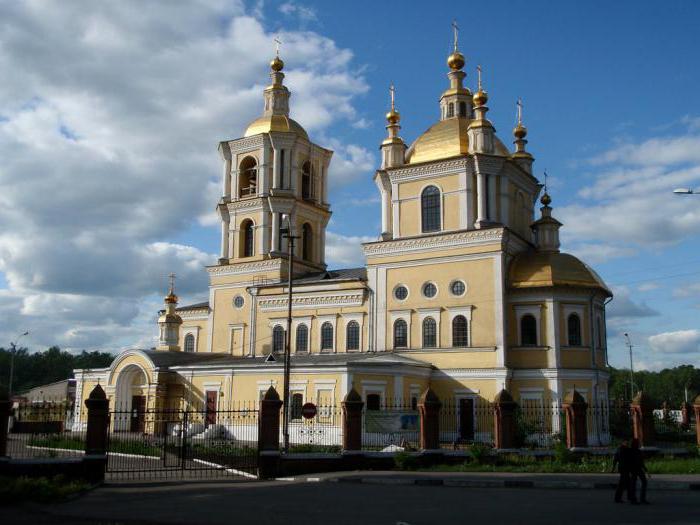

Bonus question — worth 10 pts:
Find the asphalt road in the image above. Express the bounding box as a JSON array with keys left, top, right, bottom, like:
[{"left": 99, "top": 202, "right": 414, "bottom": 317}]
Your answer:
[{"left": 2, "top": 480, "right": 698, "bottom": 525}]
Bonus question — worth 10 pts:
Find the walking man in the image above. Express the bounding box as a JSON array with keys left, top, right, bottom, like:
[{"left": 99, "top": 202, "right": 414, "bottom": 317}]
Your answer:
[
  {"left": 629, "top": 438, "right": 650, "bottom": 504},
  {"left": 612, "top": 440, "right": 631, "bottom": 503}
]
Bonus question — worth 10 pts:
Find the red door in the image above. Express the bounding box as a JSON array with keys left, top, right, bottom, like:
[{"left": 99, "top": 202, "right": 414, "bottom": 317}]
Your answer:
[
  {"left": 205, "top": 391, "right": 218, "bottom": 426},
  {"left": 130, "top": 396, "right": 146, "bottom": 433}
]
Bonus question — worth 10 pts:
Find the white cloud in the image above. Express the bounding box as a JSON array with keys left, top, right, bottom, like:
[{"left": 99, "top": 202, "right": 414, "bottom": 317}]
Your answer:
[
  {"left": 279, "top": 1, "right": 318, "bottom": 22},
  {"left": 648, "top": 329, "right": 700, "bottom": 354},
  {"left": 0, "top": 2, "right": 368, "bottom": 351},
  {"left": 673, "top": 282, "right": 700, "bottom": 298},
  {"left": 637, "top": 282, "right": 659, "bottom": 292},
  {"left": 325, "top": 232, "right": 376, "bottom": 268},
  {"left": 326, "top": 140, "right": 376, "bottom": 187}
]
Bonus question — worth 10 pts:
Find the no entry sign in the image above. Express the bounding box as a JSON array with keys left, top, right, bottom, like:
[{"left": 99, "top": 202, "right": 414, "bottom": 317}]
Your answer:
[{"left": 301, "top": 402, "right": 317, "bottom": 419}]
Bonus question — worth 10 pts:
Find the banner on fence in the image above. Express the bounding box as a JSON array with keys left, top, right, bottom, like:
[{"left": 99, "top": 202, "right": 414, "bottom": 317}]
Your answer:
[{"left": 364, "top": 410, "right": 418, "bottom": 433}]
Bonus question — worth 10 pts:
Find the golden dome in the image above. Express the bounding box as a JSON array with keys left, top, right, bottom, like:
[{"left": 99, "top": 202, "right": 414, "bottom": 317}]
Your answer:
[
  {"left": 509, "top": 251, "right": 612, "bottom": 296},
  {"left": 405, "top": 118, "right": 510, "bottom": 164},
  {"left": 386, "top": 108, "right": 400, "bottom": 124},
  {"left": 473, "top": 88, "right": 488, "bottom": 107},
  {"left": 165, "top": 292, "right": 178, "bottom": 304},
  {"left": 270, "top": 56, "right": 284, "bottom": 72},
  {"left": 244, "top": 115, "right": 309, "bottom": 140},
  {"left": 447, "top": 51, "right": 465, "bottom": 71},
  {"left": 513, "top": 123, "right": 527, "bottom": 139},
  {"left": 540, "top": 192, "right": 552, "bottom": 206}
]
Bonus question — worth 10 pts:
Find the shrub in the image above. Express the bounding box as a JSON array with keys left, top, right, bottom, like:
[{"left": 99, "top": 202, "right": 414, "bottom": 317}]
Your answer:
[
  {"left": 468, "top": 443, "right": 492, "bottom": 465},
  {"left": 394, "top": 451, "right": 419, "bottom": 471},
  {"left": 553, "top": 437, "right": 573, "bottom": 464},
  {"left": 0, "top": 475, "right": 90, "bottom": 504}
]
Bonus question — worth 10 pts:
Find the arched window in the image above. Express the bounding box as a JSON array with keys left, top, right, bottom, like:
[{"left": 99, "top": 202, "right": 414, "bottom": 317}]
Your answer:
[
  {"left": 184, "top": 334, "right": 195, "bottom": 353},
  {"left": 421, "top": 186, "right": 441, "bottom": 233},
  {"left": 568, "top": 313, "right": 582, "bottom": 346},
  {"left": 241, "top": 219, "right": 254, "bottom": 258},
  {"left": 447, "top": 102, "right": 454, "bottom": 118},
  {"left": 459, "top": 102, "right": 467, "bottom": 117},
  {"left": 520, "top": 314, "right": 537, "bottom": 346},
  {"left": 452, "top": 315, "right": 468, "bottom": 347},
  {"left": 422, "top": 317, "right": 437, "bottom": 348},
  {"left": 346, "top": 321, "right": 360, "bottom": 351},
  {"left": 302, "top": 223, "right": 312, "bottom": 261},
  {"left": 321, "top": 322, "right": 334, "bottom": 352},
  {"left": 272, "top": 325, "right": 285, "bottom": 353},
  {"left": 393, "top": 319, "right": 408, "bottom": 349},
  {"left": 301, "top": 161, "right": 312, "bottom": 200},
  {"left": 295, "top": 324, "right": 308, "bottom": 353},
  {"left": 238, "top": 156, "right": 257, "bottom": 197},
  {"left": 366, "top": 393, "right": 381, "bottom": 411},
  {"left": 291, "top": 393, "right": 303, "bottom": 419}
]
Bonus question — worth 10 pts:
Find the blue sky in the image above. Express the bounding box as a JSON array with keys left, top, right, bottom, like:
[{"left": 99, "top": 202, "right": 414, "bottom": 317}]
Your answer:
[{"left": 0, "top": 0, "right": 699, "bottom": 370}]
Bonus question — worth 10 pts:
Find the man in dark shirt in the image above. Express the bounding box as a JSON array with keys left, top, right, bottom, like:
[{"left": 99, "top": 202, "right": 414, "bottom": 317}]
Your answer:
[
  {"left": 612, "top": 440, "right": 631, "bottom": 503},
  {"left": 629, "top": 438, "right": 650, "bottom": 504}
]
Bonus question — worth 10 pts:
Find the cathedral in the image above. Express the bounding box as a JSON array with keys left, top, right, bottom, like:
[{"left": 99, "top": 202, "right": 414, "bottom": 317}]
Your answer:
[{"left": 73, "top": 36, "right": 612, "bottom": 439}]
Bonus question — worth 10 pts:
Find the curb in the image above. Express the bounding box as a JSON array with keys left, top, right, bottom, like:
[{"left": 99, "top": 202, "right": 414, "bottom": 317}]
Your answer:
[{"left": 275, "top": 476, "right": 700, "bottom": 491}]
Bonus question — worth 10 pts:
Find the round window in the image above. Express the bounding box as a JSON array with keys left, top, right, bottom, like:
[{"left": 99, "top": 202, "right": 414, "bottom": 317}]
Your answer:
[
  {"left": 422, "top": 282, "right": 437, "bottom": 298},
  {"left": 450, "top": 280, "right": 466, "bottom": 296},
  {"left": 394, "top": 285, "right": 408, "bottom": 301},
  {"left": 233, "top": 295, "right": 244, "bottom": 308}
]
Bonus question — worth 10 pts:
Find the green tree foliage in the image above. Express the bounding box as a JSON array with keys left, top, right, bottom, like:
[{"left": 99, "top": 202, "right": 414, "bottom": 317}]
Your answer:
[
  {"left": 608, "top": 365, "right": 700, "bottom": 406},
  {"left": 0, "top": 346, "right": 114, "bottom": 395}
]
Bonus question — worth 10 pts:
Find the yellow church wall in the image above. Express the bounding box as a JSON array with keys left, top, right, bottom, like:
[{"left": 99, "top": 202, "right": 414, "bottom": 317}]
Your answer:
[
  {"left": 397, "top": 350, "right": 497, "bottom": 369},
  {"left": 109, "top": 354, "right": 154, "bottom": 386},
  {"left": 507, "top": 348, "right": 550, "bottom": 369},
  {"left": 180, "top": 319, "right": 209, "bottom": 354},
  {"left": 510, "top": 379, "right": 552, "bottom": 400},
  {"left": 560, "top": 349, "right": 593, "bottom": 369},
  {"left": 560, "top": 379, "right": 595, "bottom": 401},
  {"left": 367, "top": 242, "right": 502, "bottom": 267},
  {"left": 429, "top": 378, "right": 499, "bottom": 403},
  {"left": 210, "top": 284, "right": 252, "bottom": 354}
]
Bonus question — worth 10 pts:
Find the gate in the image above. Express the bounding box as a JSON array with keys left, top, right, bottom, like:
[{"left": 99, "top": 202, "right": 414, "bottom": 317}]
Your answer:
[{"left": 106, "top": 406, "right": 259, "bottom": 480}]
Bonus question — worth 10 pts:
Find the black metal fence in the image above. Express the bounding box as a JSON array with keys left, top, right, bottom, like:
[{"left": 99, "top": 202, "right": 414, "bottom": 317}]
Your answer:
[
  {"left": 362, "top": 401, "right": 420, "bottom": 451},
  {"left": 287, "top": 404, "right": 343, "bottom": 452},
  {"left": 439, "top": 400, "right": 494, "bottom": 449},
  {"left": 8, "top": 402, "right": 86, "bottom": 459},
  {"left": 105, "top": 405, "right": 258, "bottom": 480}
]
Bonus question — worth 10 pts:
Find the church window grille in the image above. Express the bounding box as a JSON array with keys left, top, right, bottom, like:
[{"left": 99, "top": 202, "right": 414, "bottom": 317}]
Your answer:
[
  {"left": 520, "top": 314, "right": 537, "bottom": 346},
  {"left": 242, "top": 220, "right": 254, "bottom": 257},
  {"left": 422, "top": 317, "right": 437, "bottom": 348},
  {"left": 184, "top": 334, "right": 195, "bottom": 353},
  {"left": 346, "top": 321, "right": 360, "bottom": 351},
  {"left": 450, "top": 280, "right": 466, "bottom": 296},
  {"left": 295, "top": 324, "right": 308, "bottom": 353},
  {"left": 272, "top": 325, "right": 285, "bottom": 353},
  {"left": 422, "top": 282, "right": 437, "bottom": 298},
  {"left": 394, "top": 285, "right": 408, "bottom": 301},
  {"left": 302, "top": 161, "right": 312, "bottom": 200},
  {"left": 238, "top": 157, "right": 257, "bottom": 197},
  {"left": 568, "top": 313, "right": 582, "bottom": 346},
  {"left": 233, "top": 295, "right": 244, "bottom": 308},
  {"left": 302, "top": 223, "right": 312, "bottom": 261},
  {"left": 291, "top": 393, "right": 303, "bottom": 419},
  {"left": 321, "top": 322, "right": 334, "bottom": 351},
  {"left": 421, "top": 186, "right": 441, "bottom": 233},
  {"left": 447, "top": 103, "right": 454, "bottom": 118},
  {"left": 452, "top": 315, "right": 469, "bottom": 347},
  {"left": 393, "top": 319, "right": 408, "bottom": 349}
]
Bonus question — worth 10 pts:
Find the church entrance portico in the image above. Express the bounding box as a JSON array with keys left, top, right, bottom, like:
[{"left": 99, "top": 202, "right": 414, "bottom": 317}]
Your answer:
[{"left": 112, "top": 363, "right": 149, "bottom": 432}]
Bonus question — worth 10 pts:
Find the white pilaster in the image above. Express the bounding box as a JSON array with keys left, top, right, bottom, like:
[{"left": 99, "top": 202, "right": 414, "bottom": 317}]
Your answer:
[{"left": 476, "top": 172, "right": 487, "bottom": 226}]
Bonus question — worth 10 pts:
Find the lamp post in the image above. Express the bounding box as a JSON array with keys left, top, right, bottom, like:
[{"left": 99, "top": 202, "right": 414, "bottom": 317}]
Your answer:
[
  {"left": 8, "top": 331, "right": 29, "bottom": 397},
  {"left": 624, "top": 332, "right": 635, "bottom": 400},
  {"left": 279, "top": 214, "right": 299, "bottom": 453}
]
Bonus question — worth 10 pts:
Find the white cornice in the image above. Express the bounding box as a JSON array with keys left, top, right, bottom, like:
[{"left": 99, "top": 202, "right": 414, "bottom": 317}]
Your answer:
[
  {"left": 387, "top": 158, "right": 471, "bottom": 183},
  {"left": 258, "top": 290, "right": 365, "bottom": 312},
  {"left": 207, "top": 259, "right": 282, "bottom": 276},
  {"left": 363, "top": 228, "right": 504, "bottom": 257},
  {"left": 226, "top": 135, "right": 265, "bottom": 154}
]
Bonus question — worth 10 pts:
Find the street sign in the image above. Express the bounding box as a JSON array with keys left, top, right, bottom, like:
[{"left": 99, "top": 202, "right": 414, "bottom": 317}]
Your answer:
[{"left": 301, "top": 402, "right": 317, "bottom": 419}]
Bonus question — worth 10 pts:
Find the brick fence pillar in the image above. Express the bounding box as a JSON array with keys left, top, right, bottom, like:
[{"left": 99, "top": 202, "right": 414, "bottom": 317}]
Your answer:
[
  {"left": 418, "top": 388, "right": 441, "bottom": 451},
  {"left": 694, "top": 395, "right": 700, "bottom": 447},
  {"left": 680, "top": 402, "right": 691, "bottom": 429},
  {"left": 563, "top": 389, "right": 588, "bottom": 448},
  {"left": 258, "top": 386, "right": 282, "bottom": 479},
  {"left": 493, "top": 389, "right": 517, "bottom": 449},
  {"left": 342, "top": 388, "right": 364, "bottom": 451},
  {"left": 630, "top": 391, "right": 655, "bottom": 447},
  {"left": 0, "top": 399, "right": 10, "bottom": 457},
  {"left": 83, "top": 384, "right": 110, "bottom": 482}
]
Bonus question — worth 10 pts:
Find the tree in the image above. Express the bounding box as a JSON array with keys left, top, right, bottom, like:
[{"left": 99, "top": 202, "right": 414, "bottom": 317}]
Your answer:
[{"left": 608, "top": 364, "right": 700, "bottom": 406}]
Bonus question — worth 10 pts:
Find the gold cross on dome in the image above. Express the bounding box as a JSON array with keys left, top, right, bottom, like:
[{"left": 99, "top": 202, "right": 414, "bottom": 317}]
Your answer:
[
  {"left": 452, "top": 20, "right": 459, "bottom": 51},
  {"left": 389, "top": 84, "right": 396, "bottom": 111},
  {"left": 168, "top": 272, "right": 176, "bottom": 294},
  {"left": 543, "top": 170, "right": 549, "bottom": 193},
  {"left": 516, "top": 98, "right": 523, "bottom": 125},
  {"left": 477, "top": 65, "right": 483, "bottom": 90},
  {"left": 274, "top": 37, "right": 282, "bottom": 57}
]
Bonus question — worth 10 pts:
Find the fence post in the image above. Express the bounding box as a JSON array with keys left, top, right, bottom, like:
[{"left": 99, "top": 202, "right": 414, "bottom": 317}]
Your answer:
[
  {"left": 694, "top": 395, "right": 700, "bottom": 447},
  {"left": 342, "top": 388, "right": 364, "bottom": 451},
  {"left": 83, "top": 384, "right": 109, "bottom": 482},
  {"left": 258, "top": 386, "right": 282, "bottom": 479},
  {"left": 630, "top": 391, "right": 655, "bottom": 447},
  {"left": 418, "top": 388, "right": 441, "bottom": 451},
  {"left": 0, "top": 399, "right": 10, "bottom": 458},
  {"left": 493, "top": 389, "right": 517, "bottom": 449},
  {"left": 680, "top": 401, "right": 691, "bottom": 429},
  {"left": 563, "top": 389, "right": 588, "bottom": 448}
]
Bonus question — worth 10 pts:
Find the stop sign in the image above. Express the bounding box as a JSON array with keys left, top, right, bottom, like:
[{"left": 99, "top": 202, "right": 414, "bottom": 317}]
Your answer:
[{"left": 301, "top": 402, "right": 317, "bottom": 419}]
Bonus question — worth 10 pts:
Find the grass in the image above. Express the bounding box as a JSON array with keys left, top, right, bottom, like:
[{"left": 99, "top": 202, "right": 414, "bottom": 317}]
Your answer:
[
  {"left": 0, "top": 475, "right": 90, "bottom": 504},
  {"left": 28, "top": 436, "right": 162, "bottom": 457}
]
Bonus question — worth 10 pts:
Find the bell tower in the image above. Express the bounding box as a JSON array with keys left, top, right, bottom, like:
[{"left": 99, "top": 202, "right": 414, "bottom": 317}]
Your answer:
[{"left": 214, "top": 49, "right": 334, "bottom": 277}]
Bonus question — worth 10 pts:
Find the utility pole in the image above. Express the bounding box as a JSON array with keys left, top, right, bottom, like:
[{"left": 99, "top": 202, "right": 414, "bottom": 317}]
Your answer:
[
  {"left": 280, "top": 214, "right": 299, "bottom": 453},
  {"left": 624, "top": 333, "right": 635, "bottom": 400},
  {"left": 8, "top": 331, "right": 29, "bottom": 397}
]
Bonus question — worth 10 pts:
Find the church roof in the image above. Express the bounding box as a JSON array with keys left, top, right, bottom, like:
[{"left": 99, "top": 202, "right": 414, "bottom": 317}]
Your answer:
[
  {"left": 243, "top": 115, "right": 308, "bottom": 140},
  {"left": 404, "top": 117, "right": 511, "bottom": 164},
  {"left": 508, "top": 251, "right": 612, "bottom": 297},
  {"left": 175, "top": 301, "right": 209, "bottom": 312}
]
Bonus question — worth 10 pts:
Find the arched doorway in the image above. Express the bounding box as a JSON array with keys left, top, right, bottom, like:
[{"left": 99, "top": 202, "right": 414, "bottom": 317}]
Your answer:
[{"left": 114, "top": 364, "right": 148, "bottom": 432}]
